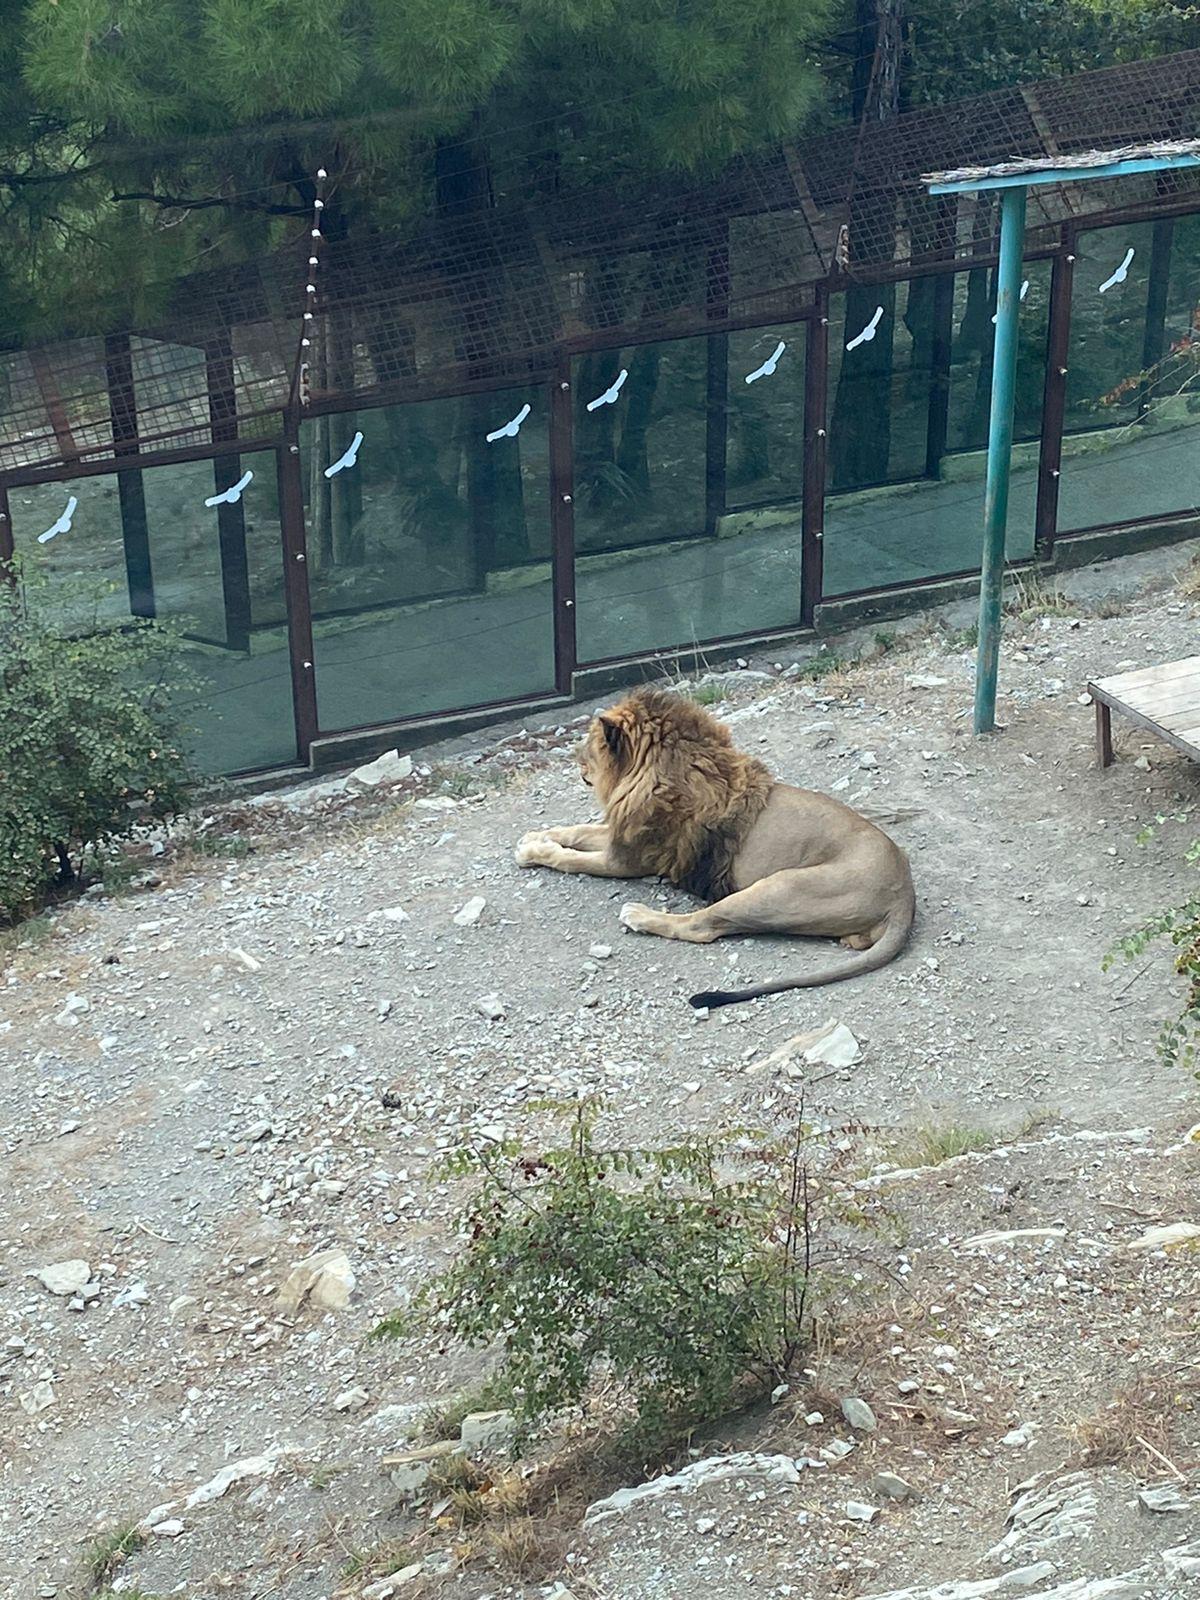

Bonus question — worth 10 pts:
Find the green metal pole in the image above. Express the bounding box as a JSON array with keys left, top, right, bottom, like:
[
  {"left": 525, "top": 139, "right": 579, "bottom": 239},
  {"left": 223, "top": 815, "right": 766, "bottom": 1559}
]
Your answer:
[{"left": 974, "top": 183, "right": 1027, "bottom": 734}]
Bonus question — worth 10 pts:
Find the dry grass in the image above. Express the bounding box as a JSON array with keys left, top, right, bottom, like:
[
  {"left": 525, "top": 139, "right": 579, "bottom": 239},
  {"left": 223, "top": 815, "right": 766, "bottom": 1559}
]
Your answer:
[
  {"left": 1006, "top": 572, "right": 1079, "bottom": 619},
  {"left": 482, "top": 1517, "right": 567, "bottom": 1580},
  {"left": 1073, "top": 1378, "right": 1178, "bottom": 1471},
  {"left": 1178, "top": 557, "right": 1200, "bottom": 600}
]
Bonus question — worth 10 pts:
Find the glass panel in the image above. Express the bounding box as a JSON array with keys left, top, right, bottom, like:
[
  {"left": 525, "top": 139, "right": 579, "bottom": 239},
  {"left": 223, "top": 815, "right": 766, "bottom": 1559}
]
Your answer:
[
  {"left": 302, "top": 389, "right": 555, "bottom": 729},
  {"left": 9, "top": 453, "right": 296, "bottom": 776},
  {"left": 1059, "top": 218, "right": 1200, "bottom": 533},
  {"left": 726, "top": 325, "right": 806, "bottom": 509},
  {"left": 823, "top": 267, "right": 1045, "bottom": 597},
  {"left": 574, "top": 335, "right": 803, "bottom": 664}
]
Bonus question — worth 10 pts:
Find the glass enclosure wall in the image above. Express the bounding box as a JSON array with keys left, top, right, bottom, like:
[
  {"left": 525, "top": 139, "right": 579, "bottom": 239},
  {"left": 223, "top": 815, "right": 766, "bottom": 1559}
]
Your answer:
[
  {"left": 1059, "top": 217, "right": 1200, "bottom": 533},
  {"left": 574, "top": 331, "right": 808, "bottom": 663},
  {"left": 300, "top": 388, "right": 557, "bottom": 730},
  {"left": 8, "top": 452, "right": 296, "bottom": 775},
  {"left": 822, "top": 263, "right": 1050, "bottom": 595}
]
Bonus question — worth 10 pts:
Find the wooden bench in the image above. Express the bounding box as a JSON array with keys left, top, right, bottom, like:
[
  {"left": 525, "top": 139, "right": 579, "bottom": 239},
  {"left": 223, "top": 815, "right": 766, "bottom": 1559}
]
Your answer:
[{"left": 1088, "top": 656, "right": 1200, "bottom": 767}]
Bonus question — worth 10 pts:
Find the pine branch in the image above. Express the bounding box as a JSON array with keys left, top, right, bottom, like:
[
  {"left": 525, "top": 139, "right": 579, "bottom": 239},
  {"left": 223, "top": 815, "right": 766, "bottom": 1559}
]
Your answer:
[{"left": 109, "top": 188, "right": 308, "bottom": 216}]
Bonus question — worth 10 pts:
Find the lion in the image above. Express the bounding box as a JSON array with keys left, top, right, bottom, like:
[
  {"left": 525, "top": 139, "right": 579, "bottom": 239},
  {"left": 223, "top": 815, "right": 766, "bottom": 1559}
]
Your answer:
[{"left": 514, "top": 685, "right": 915, "bottom": 1009}]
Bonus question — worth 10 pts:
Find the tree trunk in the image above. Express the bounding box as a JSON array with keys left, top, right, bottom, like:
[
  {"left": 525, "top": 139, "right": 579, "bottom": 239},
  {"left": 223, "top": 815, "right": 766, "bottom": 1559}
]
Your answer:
[{"left": 615, "top": 343, "right": 661, "bottom": 494}]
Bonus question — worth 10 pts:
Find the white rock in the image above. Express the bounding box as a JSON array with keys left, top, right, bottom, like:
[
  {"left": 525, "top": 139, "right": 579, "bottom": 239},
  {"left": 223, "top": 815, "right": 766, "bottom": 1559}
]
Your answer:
[
  {"left": 18, "top": 1380, "right": 55, "bottom": 1415},
  {"left": 384, "top": 1440, "right": 464, "bottom": 1495},
  {"left": 906, "top": 673, "right": 949, "bottom": 689},
  {"left": 53, "top": 993, "right": 89, "bottom": 1027},
  {"left": 362, "top": 1565, "right": 422, "bottom": 1599},
  {"left": 804, "top": 1411, "right": 824, "bottom": 1426},
  {"left": 846, "top": 1500, "right": 878, "bottom": 1522},
  {"left": 1139, "top": 1483, "right": 1191, "bottom": 1513},
  {"left": 1163, "top": 1541, "right": 1200, "bottom": 1578},
  {"left": 841, "top": 1395, "right": 877, "bottom": 1432},
  {"left": 276, "top": 1248, "right": 355, "bottom": 1314},
  {"left": 453, "top": 896, "right": 486, "bottom": 927},
  {"left": 585, "top": 1452, "right": 804, "bottom": 1523},
  {"left": 169, "top": 1295, "right": 199, "bottom": 1323},
  {"left": 460, "top": 1409, "right": 517, "bottom": 1453},
  {"left": 151, "top": 1519, "right": 185, "bottom": 1538},
  {"left": 347, "top": 750, "right": 414, "bottom": 790},
  {"left": 475, "top": 993, "right": 506, "bottom": 1022},
  {"left": 589, "top": 943, "right": 613, "bottom": 960},
  {"left": 36, "top": 1259, "right": 91, "bottom": 1296},
  {"left": 379, "top": 906, "right": 410, "bottom": 923},
  {"left": 873, "top": 1471, "right": 920, "bottom": 1501},
  {"left": 230, "top": 947, "right": 262, "bottom": 973},
  {"left": 747, "top": 1020, "right": 862, "bottom": 1076},
  {"left": 333, "top": 1385, "right": 370, "bottom": 1413},
  {"left": 1125, "top": 1220, "right": 1200, "bottom": 1253},
  {"left": 186, "top": 1451, "right": 284, "bottom": 1508},
  {"left": 112, "top": 1281, "right": 149, "bottom": 1309},
  {"left": 1000, "top": 1421, "right": 1038, "bottom": 1447}
]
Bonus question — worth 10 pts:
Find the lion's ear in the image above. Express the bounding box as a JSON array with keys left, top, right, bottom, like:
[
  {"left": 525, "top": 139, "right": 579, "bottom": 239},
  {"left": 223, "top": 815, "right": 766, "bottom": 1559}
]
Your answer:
[{"left": 599, "top": 713, "right": 628, "bottom": 765}]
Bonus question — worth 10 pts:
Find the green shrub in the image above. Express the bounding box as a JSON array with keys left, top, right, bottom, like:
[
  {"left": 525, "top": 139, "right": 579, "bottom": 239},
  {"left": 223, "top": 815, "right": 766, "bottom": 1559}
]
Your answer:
[
  {"left": 1107, "top": 832, "right": 1200, "bottom": 1073},
  {"left": 376, "top": 1101, "right": 819, "bottom": 1440},
  {"left": 0, "top": 570, "right": 196, "bottom": 921}
]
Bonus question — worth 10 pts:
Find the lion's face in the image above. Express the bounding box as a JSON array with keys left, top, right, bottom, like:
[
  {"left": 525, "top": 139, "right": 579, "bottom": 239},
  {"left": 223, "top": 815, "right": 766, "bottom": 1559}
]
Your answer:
[{"left": 577, "top": 715, "right": 616, "bottom": 802}]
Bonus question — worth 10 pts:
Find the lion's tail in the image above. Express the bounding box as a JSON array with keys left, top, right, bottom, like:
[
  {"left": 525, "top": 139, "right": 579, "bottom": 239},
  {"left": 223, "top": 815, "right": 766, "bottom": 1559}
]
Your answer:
[{"left": 688, "top": 887, "right": 915, "bottom": 1011}]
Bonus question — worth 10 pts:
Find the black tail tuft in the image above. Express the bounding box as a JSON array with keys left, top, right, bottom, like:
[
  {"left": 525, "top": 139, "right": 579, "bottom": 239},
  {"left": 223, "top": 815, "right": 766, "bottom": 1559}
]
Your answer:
[{"left": 689, "top": 989, "right": 741, "bottom": 1010}]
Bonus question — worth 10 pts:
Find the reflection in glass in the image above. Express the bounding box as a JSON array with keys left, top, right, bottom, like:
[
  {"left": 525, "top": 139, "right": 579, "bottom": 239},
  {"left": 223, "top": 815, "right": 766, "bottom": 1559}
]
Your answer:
[
  {"left": 1059, "top": 218, "right": 1200, "bottom": 533},
  {"left": 9, "top": 454, "right": 296, "bottom": 775},
  {"left": 301, "top": 389, "right": 556, "bottom": 729}
]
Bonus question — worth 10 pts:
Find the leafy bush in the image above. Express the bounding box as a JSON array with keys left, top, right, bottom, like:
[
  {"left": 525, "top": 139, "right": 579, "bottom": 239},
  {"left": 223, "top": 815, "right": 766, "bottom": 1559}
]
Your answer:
[
  {"left": 1107, "top": 832, "right": 1200, "bottom": 1073},
  {"left": 0, "top": 571, "right": 196, "bottom": 920},
  {"left": 376, "top": 1101, "right": 821, "bottom": 1439}
]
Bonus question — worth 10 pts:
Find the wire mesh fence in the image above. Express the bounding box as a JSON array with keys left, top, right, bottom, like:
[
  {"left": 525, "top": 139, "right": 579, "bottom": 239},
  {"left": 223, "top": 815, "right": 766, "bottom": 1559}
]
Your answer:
[{"left": 5, "top": 48, "right": 1200, "bottom": 479}]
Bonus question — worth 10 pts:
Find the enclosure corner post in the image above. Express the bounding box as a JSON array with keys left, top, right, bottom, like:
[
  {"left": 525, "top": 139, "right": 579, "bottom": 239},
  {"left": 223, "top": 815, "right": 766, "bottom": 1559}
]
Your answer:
[
  {"left": 549, "top": 354, "right": 577, "bottom": 694},
  {"left": 975, "top": 183, "right": 1026, "bottom": 735},
  {"left": 278, "top": 410, "right": 319, "bottom": 766},
  {"left": 1034, "top": 227, "right": 1074, "bottom": 561},
  {"left": 0, "top": 482, "right": 13, "bottom": 579}
]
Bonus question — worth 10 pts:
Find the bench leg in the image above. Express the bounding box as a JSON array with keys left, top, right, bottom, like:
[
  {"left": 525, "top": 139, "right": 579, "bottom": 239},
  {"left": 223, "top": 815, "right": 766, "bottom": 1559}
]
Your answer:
[{"left": 1095, "top": 700, "right": 1113, "bottom": 768}]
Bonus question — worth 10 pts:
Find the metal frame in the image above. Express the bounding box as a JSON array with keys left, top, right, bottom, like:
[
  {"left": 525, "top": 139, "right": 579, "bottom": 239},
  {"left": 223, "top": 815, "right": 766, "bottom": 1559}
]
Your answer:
[{"left": 7, "top": 193, "right": 1200, "bottom": 775}]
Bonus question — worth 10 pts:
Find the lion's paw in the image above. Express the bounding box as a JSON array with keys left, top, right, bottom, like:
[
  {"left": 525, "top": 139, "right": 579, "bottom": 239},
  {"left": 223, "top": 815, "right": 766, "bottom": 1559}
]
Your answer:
[
  {"left": 515, "top": 830, "right": 551, "bottom": 867},
  {"left": 619, "top": 901, "right": 657, "bottom": 934}
]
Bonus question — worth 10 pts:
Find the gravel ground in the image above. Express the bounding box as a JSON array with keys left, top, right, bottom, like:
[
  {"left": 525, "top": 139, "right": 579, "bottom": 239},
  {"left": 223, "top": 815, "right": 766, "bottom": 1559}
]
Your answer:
[{"left": 3, "top": 541, "right": 1200, "bottom": 1600}]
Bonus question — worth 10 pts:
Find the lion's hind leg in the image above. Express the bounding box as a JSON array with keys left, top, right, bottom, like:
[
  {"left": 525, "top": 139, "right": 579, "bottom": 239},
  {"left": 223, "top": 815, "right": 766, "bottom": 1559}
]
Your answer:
[{"left": 620, "top": 865, "right": 875, "bottom": 943}]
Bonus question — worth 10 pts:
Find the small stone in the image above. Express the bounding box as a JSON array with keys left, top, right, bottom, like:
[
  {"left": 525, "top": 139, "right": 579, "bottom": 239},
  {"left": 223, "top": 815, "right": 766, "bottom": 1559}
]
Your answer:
[
  {"left": 845, "top": 1500, "right": 878, "bottom": 1523},
  {"left": 906, "top": 673, "right": 948, "bottom": 689},
  {"left": 383, "top": 1440, "right": 463, "bottom": 1495},
  {"left": 873, "top": 1471, "right": 920, "bottom": 1502},
  {"left": 334, "top": 1385, "right": 370, "bottom": 1413},
  {"left": 1139, "top": 1484, "right": 1191, "bottom": 1513},
  {"left": 840, "top": 1396, "right": 877, "bottom": 1432},
  {"left": 36, "top": 1259, "right": 91, "bottom": 1297},
  {"left": 1000, "top": 1420, "right": 1037, "bottom": 1447},
  {"left": 589, "top": 943, "right": 613, "bottom": 960},
  {"left": 362, "top": 1566, "right": 422, "bottom": 1600},
  {"left": 347, "top": 750, "right": 414, "bottom": 790},
  {"left": 230, "top": 948, "right": 262, "bottom": 973},
  {"left": 1133, "top": 755, "right": 1152, "bottom": 772},
  {"left": 475, "top": 992, "right": 505, "bottom": 1022},
  {"left": 151, "top": 1519, "right": 185, "bottom": 1538},
  {"left": 112, "top": 1281, "right": 149, "bottom": 1309},
  {"left": 169, "top": 1295, "right": 199, "bottom": 1322},
  {"left": 897, "top": 1379, "right": 920, "bottom": 1394},
  {"left": 770, "top": 1383, "right": 790, "bottom": 1404},
  {"left": 821, "top": 1439, "right": 855, "bottom": 1461},
  {"left": 453, "top": 896, "right": 486, "bottom": 927},
  {"left": 380, "top": 906, "right": 410, "bottom": 923},
  {"left": 858, "top": 750, "right": 879, "bottom": 771},
  {"left": 460, "top": 1409, "right": 517, "bottom": 1454},
  {"left": 276, "top": 1248, "right": 355, "bottom": 1314},
  {"left": 53, "top": 993, "right": 89, "bottom": 1027},
  {"left": 804, "top": 1411, "right": 824, "bottom": 1426},
  {"left": 19, "top": 1380, "right": 55, "bottom": 1415},
  {"left": 696, "top": 1517, "right": 717, "bottom": 1535}
]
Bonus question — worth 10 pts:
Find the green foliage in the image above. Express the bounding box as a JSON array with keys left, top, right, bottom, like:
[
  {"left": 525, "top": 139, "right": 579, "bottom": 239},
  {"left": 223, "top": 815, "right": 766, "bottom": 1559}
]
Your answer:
[
  {"left": 1106, "top": 836, "right": 1200, "bottom": 1073},
  {"left": 84, "top": 1521, "right": 146, "bottom": 1589},
  {"left": 0, "top": 569, "right": 196, "bottom": 921},
  {"left": 377, "top": 1101, "right": 820, "bottom": 1439}
]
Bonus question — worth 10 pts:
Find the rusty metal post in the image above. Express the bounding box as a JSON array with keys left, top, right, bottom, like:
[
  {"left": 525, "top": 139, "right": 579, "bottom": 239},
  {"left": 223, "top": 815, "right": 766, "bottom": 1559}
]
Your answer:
[
  {"left": 801, "top": 284, "right": 829, "bottom": 628},
  {"left": 104, "top": 332, "right": 155, "bottom": 619},
  {"left": 549, "top": 357, "right": 577, "bottom": 693},
  {"left": 277, "top": 415, "right": 319, "bottom": 764},
  {"left": 1034, "top": 228, "right": 1075, "bottom": 558}
]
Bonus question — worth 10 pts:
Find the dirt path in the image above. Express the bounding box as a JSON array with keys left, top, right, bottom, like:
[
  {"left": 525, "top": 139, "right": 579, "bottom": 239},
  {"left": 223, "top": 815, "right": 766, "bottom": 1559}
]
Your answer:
[{"left": 3, "top": 545, "right": 1200, "bottom": 1599}]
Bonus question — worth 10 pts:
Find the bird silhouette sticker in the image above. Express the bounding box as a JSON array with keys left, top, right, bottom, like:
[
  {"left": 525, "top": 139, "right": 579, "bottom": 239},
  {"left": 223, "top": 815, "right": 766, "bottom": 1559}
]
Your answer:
[
  {"left": 1099, "top": 247, "right": 1135, "bottom": 294},
  {"left": 38, "top": 495, "right": 77, "bottom": 543},
  {"left": 991, "top": 280, "right": 1030, "bottom": 322},
  {"left": 586, "top": 370, "right": 628, "bottom": 411},
  {"left": 486, "top": 404, "right": 531, "bottom": 444},
  {"left": 744, "top": 341, "right": 786, "bottom": 384},
  {"left": 204, "top": 470, "right": 253, "bottom": 509},
  {"left": 324, "top": 430, "right": 364, "bottom": 478},
  {"left": 845, "top": 307, "right": 884, "bottom": 351}
]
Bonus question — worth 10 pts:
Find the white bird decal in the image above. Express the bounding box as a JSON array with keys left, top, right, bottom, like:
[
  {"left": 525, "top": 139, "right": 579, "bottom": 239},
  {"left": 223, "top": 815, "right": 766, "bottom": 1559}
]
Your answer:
[
  {"left": 1098, "top": 247, "right": 1135, "bottom": 294},
  {"left": 992, "top": 280, "right": 1030, "bottom": 323},
  {"left": 205, "top": 470, "right": 254, "bottom": 509},
  {"left": 324, "top": 430, "right": 364, "bottom": 478},
  {"left": 38, "top": 495, "right": 77, "bottom": 544},
  {"left": 486, "top": 404, "right": 531, "bottom": 443},
  {"left": 845, "top": 307, "right": 884, "bottom": 351},
  {"left": 586, "top": 370, "right": 628, "bottom": 411},
  {"left": 745, "top": 341, "right": 786, "bottom": 384}
]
